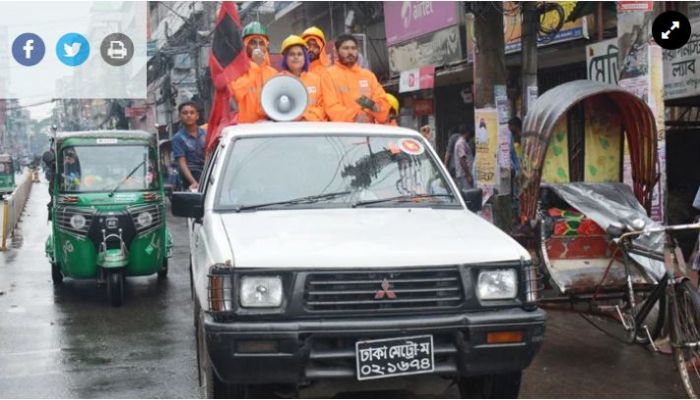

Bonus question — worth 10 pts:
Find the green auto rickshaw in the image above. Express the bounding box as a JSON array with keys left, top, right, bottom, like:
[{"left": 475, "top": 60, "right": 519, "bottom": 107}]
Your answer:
[
  {"left": 0, "top": 153, "right": 16, "bottom": 198},
  {"left": 45, "top": 131, "right": 172, "bottom": 306}
]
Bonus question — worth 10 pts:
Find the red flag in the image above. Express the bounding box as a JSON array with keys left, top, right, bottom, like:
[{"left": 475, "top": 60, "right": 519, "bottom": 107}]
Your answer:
[{"left": 206, "top": 1, "right": 249, "bottom": 152}]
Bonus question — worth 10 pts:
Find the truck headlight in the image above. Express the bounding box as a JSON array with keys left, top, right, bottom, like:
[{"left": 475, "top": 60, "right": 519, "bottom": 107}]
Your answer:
[
  {"left": 136, "top": 211, "right": 153, "bottom": 227},
  {"left": 70, "top": 214, "right": 86, "bottom": 230},
  {"left": 477, "top": 269, "right": 517, "bottom": 300},
  {"left": 240, "top": 276, "right": 283, "bottom": 308}
]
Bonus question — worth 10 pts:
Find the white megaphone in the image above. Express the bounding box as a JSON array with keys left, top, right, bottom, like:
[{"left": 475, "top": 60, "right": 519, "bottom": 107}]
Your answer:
[{"left": 260, "top": 75, "right": 309, "bottom": 122}]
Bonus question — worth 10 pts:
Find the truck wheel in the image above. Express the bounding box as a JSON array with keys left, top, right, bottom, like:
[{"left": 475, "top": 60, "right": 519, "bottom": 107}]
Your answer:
[
  {"left": 458, "top": 371, "right": 522, "bottom": 399},
  {"left": 197, "top": 312, "right": 247, "bottom": 398},
  {"left": 51, "top": 263, "right": 63, "bottom": 284},
  {"left": 107, "top": 270, "right": 124, "bottom": 307},
  {"left": 157, "top": 259, "right": 168, "bottom": 279}
]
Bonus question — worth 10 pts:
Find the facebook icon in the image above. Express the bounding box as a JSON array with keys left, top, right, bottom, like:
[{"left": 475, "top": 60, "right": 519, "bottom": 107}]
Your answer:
[{"left": 12, "top": 33, "right": 45, "bottom": 66}]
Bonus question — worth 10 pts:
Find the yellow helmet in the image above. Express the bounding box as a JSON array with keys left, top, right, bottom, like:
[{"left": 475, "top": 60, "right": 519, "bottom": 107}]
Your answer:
[
  {"left": 386, "top": 93, "right": 399, "bottom": 114},
  {"left": 302, "top": 26, "right": 326, "bottom": 45},
  {"left": 280, "top": 35, "right": 308, "bottom": 54}
]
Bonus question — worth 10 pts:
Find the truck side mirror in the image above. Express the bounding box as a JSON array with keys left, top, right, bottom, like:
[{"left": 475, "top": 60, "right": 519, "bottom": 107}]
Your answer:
[
  {"left": 171, "top": 191, "right": 204, "bottom": 219},
  {"left": 460, "top": 188, "right": 483, "bottom": 213}
]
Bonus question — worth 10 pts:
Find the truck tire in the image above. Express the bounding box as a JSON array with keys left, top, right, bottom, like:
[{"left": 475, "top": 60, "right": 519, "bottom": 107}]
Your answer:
[
  {"left": 51, "top": 263, "right": 63, "bottom": 284},
  {"left": 458, "top": 371, "right": 522, "bottom": 399},
  {"left": 196, "top": 310, "right": 247, "bottom": 398}
]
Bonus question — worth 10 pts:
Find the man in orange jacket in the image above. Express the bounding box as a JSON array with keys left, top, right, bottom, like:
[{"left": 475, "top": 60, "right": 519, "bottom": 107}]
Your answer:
[
  {"left": 229, "top": 22, "right": 277, "bottom": 123},
  {"left": 301, "top": 26, "right": 330, "bottom": 77},
  {"left": 320, "top": 34, "right": 389, "bottom": 123}
]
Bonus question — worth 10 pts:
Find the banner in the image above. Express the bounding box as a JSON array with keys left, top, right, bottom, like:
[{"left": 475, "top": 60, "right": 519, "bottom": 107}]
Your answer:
[
  {"left": 663, "top": 20, "right": 700, "bottom": 100},
  {"left": 384, "top": 1, "right": 459, "bottom": 46},
  {"left": 474, "top": 108, "right": 499, "bottom": 201},
  {"left": 587, "top": 38, "right": 619, "bottom": 85},
  {"left": 503, "top": 1, "right": 587, "bottom": 53}
]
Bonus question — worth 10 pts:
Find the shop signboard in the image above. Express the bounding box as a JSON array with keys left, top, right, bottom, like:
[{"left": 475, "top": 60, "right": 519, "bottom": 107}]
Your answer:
[
  {"left": 503, "top": 1, "right": 587, "bottom": 53},
  {"left": 663, "top": 19, "right": 700, "bottom": 100},
  {"left": 617, "top": 1, "right": 654, "bottom": 12},
  {"left": 384, "top": 1, "right": 459, "bottom": 46},
  {"left": 388, "top": 25, "right": 462, "bottom": 76},
  {"left": 413, "top": 99, "right": 433, "bottom": 116},
  {"left": 399, "top": 65, "right": 435, "bottom": 93},
  {"left": 586, "top": 38, "right": 619, "bottom": 85}
]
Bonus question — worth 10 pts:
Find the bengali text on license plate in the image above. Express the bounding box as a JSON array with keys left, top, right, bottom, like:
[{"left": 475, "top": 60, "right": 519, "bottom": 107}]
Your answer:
[{"left": 355, "top": 335, "right": 434, "bottom": 381}]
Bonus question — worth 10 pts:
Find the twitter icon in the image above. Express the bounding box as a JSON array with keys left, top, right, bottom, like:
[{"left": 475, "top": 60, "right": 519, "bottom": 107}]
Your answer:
[{"left": 56, "top": 33, "right": 90, "bottom": 66}]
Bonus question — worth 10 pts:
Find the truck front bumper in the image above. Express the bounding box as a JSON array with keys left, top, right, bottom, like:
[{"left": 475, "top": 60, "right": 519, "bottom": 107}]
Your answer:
[{"left": 203, "top": 308, "right": 546, "bottom": 385}]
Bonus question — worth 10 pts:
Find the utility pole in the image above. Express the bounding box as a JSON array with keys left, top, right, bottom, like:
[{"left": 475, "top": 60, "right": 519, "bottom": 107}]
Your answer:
[
  {"left": 520, "top": 2, "right": 538, "bottom": 117},
  {"left": 473, "top": 2, "right": 506, "bottom": 109}
]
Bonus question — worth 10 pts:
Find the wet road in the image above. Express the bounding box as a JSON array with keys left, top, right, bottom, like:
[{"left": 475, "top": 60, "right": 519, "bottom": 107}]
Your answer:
[{"left": 0, "top": 181, "right": 688, "bottom": 398}]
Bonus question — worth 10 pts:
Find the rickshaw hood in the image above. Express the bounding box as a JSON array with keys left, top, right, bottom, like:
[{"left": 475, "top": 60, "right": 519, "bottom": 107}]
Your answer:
[{"left": 217, "top": 208, "right": 530, "bottom": 268}]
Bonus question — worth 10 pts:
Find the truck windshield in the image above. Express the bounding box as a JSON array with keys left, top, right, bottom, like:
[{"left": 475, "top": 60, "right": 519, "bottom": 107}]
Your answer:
[
  {"left": 59, "top": 145, "right": 158, "bottom": 193},
  {"left": 217, "top": 135, "right": 459, "bottom": 210}
]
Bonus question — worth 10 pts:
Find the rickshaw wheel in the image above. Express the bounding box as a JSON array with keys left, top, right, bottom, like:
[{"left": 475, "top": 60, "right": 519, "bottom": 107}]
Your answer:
[
  {"left": 107, "top": 270, "right": 125, "bottom": 307},
  {"left": 158, "top": 259, "right": 168, "bottom": 279},
  {"left": 51, "top": 263, "right": 63, "bottom": 284}
]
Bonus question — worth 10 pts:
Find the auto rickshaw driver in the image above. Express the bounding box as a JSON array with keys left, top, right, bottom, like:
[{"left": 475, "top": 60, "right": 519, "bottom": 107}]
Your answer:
[{"left": 62, "top": 148, "right": 81, "bottom": 191}]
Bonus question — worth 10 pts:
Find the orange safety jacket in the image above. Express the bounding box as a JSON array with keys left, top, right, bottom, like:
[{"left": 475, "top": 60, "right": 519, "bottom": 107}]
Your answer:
[
  {"left": 299, "top": 72, "right": 326, "bottom": 121},
  {"left": 320, "top": 61, "right": 390, "bottom": 123},
  {"left": 229, "top": 61, "right": 277, "bottom": 123}
]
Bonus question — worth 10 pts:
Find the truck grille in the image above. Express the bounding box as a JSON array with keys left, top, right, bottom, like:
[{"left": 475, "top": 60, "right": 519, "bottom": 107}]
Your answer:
[{"left": 303, "top": 268, "right": 464, "bottom": 313}]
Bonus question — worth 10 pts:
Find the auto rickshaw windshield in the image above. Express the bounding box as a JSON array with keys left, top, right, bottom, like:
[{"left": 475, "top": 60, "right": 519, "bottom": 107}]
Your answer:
[{"left": 58, "top": 145, "right": 159, "bottom": 193}]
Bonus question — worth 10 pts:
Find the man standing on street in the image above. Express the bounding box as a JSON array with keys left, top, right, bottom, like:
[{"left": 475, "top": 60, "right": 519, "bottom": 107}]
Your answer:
[
  {"left": 172, "top": 102, "right": 206, "bottom": 191},
  {"left": 321, "top": 34, "right": 389, "bottom": 123},
  {"left": 302, "top": 26, "right": 331, "bottom": 77},
  {"left": 444, "top": 124, "right": 465, "bottom": 178},
  {"left": 229, "top": 22, "right": 277, "bottom": 123},
  {"left": 454, "top": 127, "right": 475, "bottom": 191}
]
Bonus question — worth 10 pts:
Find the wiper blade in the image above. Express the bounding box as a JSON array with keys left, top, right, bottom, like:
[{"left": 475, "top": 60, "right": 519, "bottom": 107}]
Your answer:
[
  {"left": 108, "top": 160, "right": 145, "bottom": 197},
  {"left": 235, "top": 191, "right": 351, "bottom": 212},
  {"left": 352, "top": 193, "right": 455, "bottom": 207}
]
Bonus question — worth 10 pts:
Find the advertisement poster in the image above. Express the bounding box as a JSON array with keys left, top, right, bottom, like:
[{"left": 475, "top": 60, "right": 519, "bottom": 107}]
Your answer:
[
  {"left": 503, "top": 1, "right": 587, "bottom": 53},
  {"left": 474, "top": 108, "right": 499, "bottom": 201},
  {"left": 495, "top": 85, "right": 511, "bottom": 194}
]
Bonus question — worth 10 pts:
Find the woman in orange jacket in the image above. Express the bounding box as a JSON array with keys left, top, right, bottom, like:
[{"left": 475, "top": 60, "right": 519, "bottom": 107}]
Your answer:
[{"left": 277, "top": 35, "right": 326, "bottom": 121}]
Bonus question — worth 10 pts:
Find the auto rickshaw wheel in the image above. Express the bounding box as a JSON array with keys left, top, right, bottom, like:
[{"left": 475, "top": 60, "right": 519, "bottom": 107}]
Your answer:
[
  {"left": 107, "top": 270, "right": 125, "bottom": 307},
  {"left": 51, "top": 263, "right": 63, "bottom": 284},
  {"left": 157, "top": 259, "right": 168, "bottom": 279}
]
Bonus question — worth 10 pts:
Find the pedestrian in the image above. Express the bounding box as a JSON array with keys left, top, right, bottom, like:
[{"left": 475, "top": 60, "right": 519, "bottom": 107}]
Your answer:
[
  {"left": 301, "top": 26, "right": 331, "bottom": 77},
  {"left": 385, "top": 93, "right": 399, "bottom": 126},
  {"left": 172, "top": 101, "right": 206, "bottom": 191},
  {"left": 508, "top": 117, "right": 523, "bottom": 184},
  {"left": 320, "top": 34, "right": 390, "bottom": 123},
  {"left": 419, "top": 125, "right": 433, "bottom": 143},
  {"left": 453, "top": 127, "right": 475, "bottom": 191},
  {"left": 229, "top": 22, "right": 278, "bottom": 123},
  {"left": 444, "top": 125, "right": 464, "bottom": 178},
  {"left": 278, "top": 35, "right": 326, "bottom": 121}
]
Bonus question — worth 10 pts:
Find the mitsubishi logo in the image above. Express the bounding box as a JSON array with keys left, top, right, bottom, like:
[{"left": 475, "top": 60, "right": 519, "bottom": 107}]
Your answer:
[{"left": 374, "top": 278, "right": 397, "bottom": 300}]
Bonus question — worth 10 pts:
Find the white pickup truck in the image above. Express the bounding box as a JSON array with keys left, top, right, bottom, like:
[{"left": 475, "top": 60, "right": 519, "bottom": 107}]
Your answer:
[{"left": 172, "top": 122, "right": 545, "bottom": 398}]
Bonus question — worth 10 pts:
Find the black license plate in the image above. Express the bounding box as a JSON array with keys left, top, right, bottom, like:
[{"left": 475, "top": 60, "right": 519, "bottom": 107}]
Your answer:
[{"left": 355, "top": 335, "right": 434, "bottom": 381}]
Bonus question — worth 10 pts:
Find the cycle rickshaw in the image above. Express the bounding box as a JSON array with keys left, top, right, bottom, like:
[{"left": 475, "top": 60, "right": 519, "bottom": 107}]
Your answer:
[{"left": 514, "top": 80, "right": 700, "bottom": 398}]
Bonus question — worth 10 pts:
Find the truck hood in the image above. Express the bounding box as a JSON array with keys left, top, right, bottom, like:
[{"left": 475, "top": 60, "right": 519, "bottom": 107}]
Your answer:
[{"left": 218, "top": 208, "right": 529, "bottom": 268}]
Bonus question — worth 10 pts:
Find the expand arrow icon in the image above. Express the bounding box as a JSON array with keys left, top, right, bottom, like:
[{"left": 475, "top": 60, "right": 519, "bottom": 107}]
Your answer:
[{"left": 661, "top": 21, "right": 680, "bottom": 40}]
